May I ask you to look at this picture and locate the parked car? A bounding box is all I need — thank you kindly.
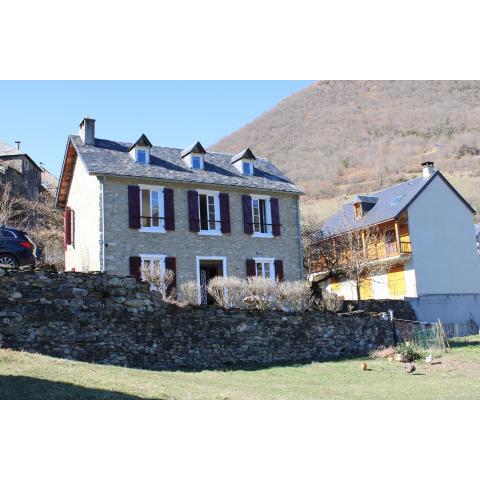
[0,227,37,269]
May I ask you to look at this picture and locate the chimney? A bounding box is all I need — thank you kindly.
[79,117,96,146]
[421,161,435,179]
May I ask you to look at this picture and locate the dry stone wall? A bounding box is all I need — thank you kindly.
[0,269,394,370]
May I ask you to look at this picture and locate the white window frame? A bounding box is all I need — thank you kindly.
[196,256,228,304]
[135,148,150,164]
[242,161,253,175]
[251,194,273,238]
[140,254,167,293]
[139,184,165,233]
[254,257,275,281]
[197,189,221,236]
[191,155,204,170]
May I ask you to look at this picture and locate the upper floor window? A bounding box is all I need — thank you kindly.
[140,186,165,232]
[136,149,148,164]
[252,196,272,236]
[242,161,253,175]
[191,156,202,169]
[198,191,220,234]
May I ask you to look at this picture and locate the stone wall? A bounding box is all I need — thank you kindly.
[342,299,417,320]
[0,269,394,370]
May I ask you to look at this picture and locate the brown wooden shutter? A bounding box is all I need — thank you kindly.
[246,259,256,277]
[129,256,142,280]
[64,206,72,250]
[165,256,177,297]
[128,185,141,229]
[219,193,231,234]
[188,191,200,232]
[271,197,281,236]
[274,259,284,282]
[242,195,253,234]
[164,188,175,231]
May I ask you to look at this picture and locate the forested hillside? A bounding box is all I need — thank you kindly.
[211,81,480,220]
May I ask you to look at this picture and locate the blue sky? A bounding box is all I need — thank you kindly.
[0,81,313,176]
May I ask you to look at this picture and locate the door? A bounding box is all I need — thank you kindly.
[388,265,406,297]
[359,276,373,300]
[198,260,224,304]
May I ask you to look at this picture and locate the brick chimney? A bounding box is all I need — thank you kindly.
[79,117,96,146]
[421,161,435,179]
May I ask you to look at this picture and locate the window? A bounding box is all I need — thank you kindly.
[354,203,362,219]
[198,192,220,233]
[252,196,272,236]
[191,156,202,169]
[136,149,147,164]
[140,186,165,231]
[255,258,275,281]
[140,254,166,292]
[242,162,253,175]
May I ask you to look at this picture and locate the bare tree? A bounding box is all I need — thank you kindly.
[0,182,18,227]
[141,262,175,301]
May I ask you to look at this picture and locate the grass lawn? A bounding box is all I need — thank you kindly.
[1,336,480,399]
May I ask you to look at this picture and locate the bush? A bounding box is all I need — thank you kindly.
[396,342,424,361]
[244,277,278,310]
[207,276,248,308]
[179,281,200,305]
[369,346,396,359]
[318,290,344,312]
[141,264,175,301]
[277,281,314,312]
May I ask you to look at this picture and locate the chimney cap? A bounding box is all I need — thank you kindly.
[421,160,434,167]
[79,116,96,127]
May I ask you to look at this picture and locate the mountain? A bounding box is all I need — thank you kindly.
[211,81,480,220]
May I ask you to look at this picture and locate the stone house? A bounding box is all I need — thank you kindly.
[0,141,42,200]
[55,118,303,302]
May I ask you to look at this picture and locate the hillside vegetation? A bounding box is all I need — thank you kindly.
[212,81,480,220]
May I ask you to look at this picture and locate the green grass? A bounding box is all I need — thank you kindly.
[1,336,480,399]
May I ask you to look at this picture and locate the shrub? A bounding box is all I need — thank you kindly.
[141,264,175,301]
[179,281,200,305]
[207,276,248,309]
[244,277,278,310]
[319,290,344,312]
[396,342,423,361]
[369,346,396,359]
[277,281,314,312]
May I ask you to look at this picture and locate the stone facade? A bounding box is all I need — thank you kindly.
[0,152,42,200]
[65,168,303,285]
[0,269,394,370]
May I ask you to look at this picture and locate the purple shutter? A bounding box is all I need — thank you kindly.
[219,193,231,234]
[271,197,281,236]
[188,191,200,232]
[164,188,175,231]
[63,207,72,250]
[129,256,142,280]
[274,260,284,282]
[246,259,256,277]
[165,257,177,297]
[242,195,253,234]
[128,185,141,229]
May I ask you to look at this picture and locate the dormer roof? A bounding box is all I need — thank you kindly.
[128,134,153,152]
[231,148,256,164]
[354,195,378,205]
[181,141,206,159]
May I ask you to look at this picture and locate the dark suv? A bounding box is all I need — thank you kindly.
[0,227,37,269]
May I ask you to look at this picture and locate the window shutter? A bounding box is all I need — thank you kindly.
[246,259,256,277]
[164,188,175,231]
[219,193,231,234]
[128,185,141,229]
[271,197,281,236]
[165,256,177,297]
[188,191,200,232]
[274,259,284,282]
[242,195,253,234]
[64,206,72,250]
[129,256,142,280]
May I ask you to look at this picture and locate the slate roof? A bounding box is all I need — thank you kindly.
[319,171,475,238]
[69,135,302,194]
[0,141,24,156]
[475,223,480,239]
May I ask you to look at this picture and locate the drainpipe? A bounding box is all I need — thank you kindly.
[296,197,304,280]
[100,176,107,272]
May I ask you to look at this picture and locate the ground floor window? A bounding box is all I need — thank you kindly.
[254,257,275,280]
[140,254,167,293]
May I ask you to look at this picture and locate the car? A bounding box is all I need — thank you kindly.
[0,227,37,269]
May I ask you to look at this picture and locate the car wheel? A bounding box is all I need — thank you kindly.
[0,254,18,268]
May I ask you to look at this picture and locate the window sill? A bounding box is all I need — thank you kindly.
[139,227,166,233]
[252,232,273,238]
[198,230,222,236]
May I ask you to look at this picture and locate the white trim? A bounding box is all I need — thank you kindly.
[196,256,227,304]
[139,254,167,292]
[253,257,275,281]
[134,147,150,165]
[197,189,221,235]
[251,194,272,237]
[139,185,166,233]
[183,153,205,170]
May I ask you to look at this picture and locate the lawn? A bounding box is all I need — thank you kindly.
[1,336,479,399]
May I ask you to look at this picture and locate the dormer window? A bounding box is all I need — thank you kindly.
[242,161,253,175]
[353,195,378,220]
[129,134,153,165]
[181,141,206,170]
[231,147,256,175]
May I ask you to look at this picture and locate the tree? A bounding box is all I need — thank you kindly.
[0,182,18,227]
[141,262,176,301]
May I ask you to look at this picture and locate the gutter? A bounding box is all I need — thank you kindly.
[296,197,304,280]
[100,175,107,272]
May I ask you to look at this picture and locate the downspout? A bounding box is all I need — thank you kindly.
[296,197,304,280]
[100,176,106,272]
